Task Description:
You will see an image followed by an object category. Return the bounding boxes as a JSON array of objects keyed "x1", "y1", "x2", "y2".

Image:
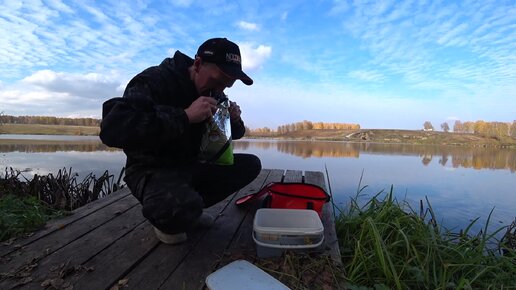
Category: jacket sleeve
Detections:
[
  {"x1": 99, "y1": 80, "x2": 189, "y2": 150},
  {"x1": 231, "y1": 117, "x2": 246, "y2": 140}
]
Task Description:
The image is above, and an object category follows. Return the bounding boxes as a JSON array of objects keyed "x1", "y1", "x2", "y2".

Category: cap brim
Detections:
[{"x1": 218, "y1": 65, "x2": 254, "y2": 86}]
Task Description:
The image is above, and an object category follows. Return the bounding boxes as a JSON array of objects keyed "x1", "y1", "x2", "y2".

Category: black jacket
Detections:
[{"x1": 99, "y1": 51, "x2": 245, "y2": 177}]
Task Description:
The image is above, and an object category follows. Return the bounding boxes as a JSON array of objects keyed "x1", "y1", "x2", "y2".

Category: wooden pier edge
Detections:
[{"x1": 0, "y1": 169, "x2": 342, "y2": 290}]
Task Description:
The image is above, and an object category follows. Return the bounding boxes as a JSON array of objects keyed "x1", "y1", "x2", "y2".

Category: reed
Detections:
[
  {"x1": 0, "y1": 167, "x2": 125, "y2": 242},
  {"x1": 335, "y1": 185, "x2": 516, "y2": 289}
]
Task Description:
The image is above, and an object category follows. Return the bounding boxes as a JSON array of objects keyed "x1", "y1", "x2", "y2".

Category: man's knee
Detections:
[
  {"x1": 138, "y1": 171, "x2": 204, "y2": 233},
  {"x1": 235, "y1": 153, "x2": 262, "y2": 177},
  {"x1": 141, "y1": 187, "x2": 204, "y2": 233}
]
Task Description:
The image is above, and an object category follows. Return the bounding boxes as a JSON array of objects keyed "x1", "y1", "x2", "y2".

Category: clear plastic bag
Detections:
[{"x1": 198, "y1": 94, "x2": 234, "y2": 165}]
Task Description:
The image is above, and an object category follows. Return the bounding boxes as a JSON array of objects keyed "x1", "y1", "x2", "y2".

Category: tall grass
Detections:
[
  {"x1": 0, "y1": 167, "x2": 125, "y2": 242},
  {"x1": 335, "y1": 185, "x2": 516, "y2": 289},
  {"x1": 0, "y1": 195, "x2": 64, "y2": 241}
]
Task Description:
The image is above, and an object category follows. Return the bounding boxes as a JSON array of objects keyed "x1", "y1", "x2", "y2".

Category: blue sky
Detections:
[{"x1": 1, "y1": 0, "x2": 515, "y2": 130}]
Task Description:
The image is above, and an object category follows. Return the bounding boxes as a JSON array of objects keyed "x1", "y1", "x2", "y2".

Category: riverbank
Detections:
[
  {"x1": 248, "y1": 129, "x2": 516, "y2": 148},
  {"x1": 0, "y1": 123, "x2": 100, "y2": 136},
  {"x1": 2, "y1": 124, "x2": 516, "y2": 148}
]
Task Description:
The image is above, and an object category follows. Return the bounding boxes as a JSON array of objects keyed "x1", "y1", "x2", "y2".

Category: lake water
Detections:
[{"x1": 1, "y1": 135, "x2": 515, "y2": 235}]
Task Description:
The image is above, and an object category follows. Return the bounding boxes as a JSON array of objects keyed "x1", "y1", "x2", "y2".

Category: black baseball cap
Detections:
[{"x1": 196, "y1": 38, "x2": 253, "y2": 85}]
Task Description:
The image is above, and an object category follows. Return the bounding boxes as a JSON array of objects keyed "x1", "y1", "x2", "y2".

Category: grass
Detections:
[
  {"x1": 334, "y1": 184, "x2": 516, "y2": 289},
  {"x1": 0, "y1": 194, "x2": 65, "y2": 242},
  {"x1": 0, "y1": 167, "x2": 125, "y2": 242}
]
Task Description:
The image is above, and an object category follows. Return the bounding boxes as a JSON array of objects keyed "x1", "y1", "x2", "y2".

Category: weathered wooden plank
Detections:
[
  {"x1": 0, "y1": 194, "x2": 139, "y2": 276},
  {"x1": 64, "y1": 221, "x2": 158, "y2": 290},
  {"x1": 120, "y1": 169, "x2": 272, "y2": 290},
  {"x1": 156, "y1": 169, "x2": 273, "y2": 290},
  {"x1": 0, "y1": 187, "x2": 131, "y2": 258},
  {"x1": 0, "y1": 204, "x2": 146, "y2": 289},
  {"x1": 216, "y1": 169, "x2": 286, "y2": 269},
  {"x1": 283, "y1": 169, "x2": 303, "y2": 183},
  {"x1": 304, "y1": 171, "x2": 341, "y2": 265}
]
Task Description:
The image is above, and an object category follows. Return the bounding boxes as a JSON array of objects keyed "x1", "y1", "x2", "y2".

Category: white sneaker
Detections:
[
  {"x1": 154, "y1": 227, "x2": 187, "y2": 245},
  {"x1": 153, "y1": 212, "x2": 214, "y2": 244},
  {"x1": 194, "y1": 212, "x2": 214, "y2": 228}
]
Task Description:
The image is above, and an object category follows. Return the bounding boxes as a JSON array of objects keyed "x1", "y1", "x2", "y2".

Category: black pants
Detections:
[{"x1": 125, "y1": 154, "x2": 261, "y2": 234}]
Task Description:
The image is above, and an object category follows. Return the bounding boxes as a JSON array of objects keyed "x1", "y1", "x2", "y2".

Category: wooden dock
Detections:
[{"x1": 0, "y1": 169, "x2": 340, "y2": 289}]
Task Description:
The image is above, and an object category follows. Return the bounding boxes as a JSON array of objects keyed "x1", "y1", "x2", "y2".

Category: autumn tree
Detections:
[
  {"x1": 453, "y1": 120, "x2": 463, "y2": 132},
  {"x1": 423, "y1": 121, "x2": 434, "y2": 131},
  {"x1": 511, "y1": 121, "x2": 516, "y2": 138},
  {"x1": 440, "y1": 122, "x2": 450, "y2": 132},
  {"x1": 302, "y1": 120, "x2": 313, "y2": 130},
  {"x1": 474, "y1": 120, "x2": 488, "y2": 135},
  {"x1": 463, "y1": 121, "x2": 475, "y2": 133}
]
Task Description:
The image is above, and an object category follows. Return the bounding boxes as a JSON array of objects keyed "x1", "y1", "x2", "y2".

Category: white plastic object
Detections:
[
  {"x1": 205, "y1": 260, "x2": 290, "y2": 290},
  {"x1": 253, "y1": 208, "x2": 324, "y2": 249}
]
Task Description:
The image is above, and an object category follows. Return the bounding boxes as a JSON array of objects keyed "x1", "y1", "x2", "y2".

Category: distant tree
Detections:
[
  {"x1": 440, "y1": 122, "x2": 450, "y2": 132},
  {"x1": 244, "y1": 126, "x2": 252, "y2": 136},
  {"x1": 423, "y1": 121, "x2": 434, "y2": 131},
  {"x1": 474, "y1": 120, "x2": 488, "y2": 135},
  {"x1": 463, "y1": 121, "x2": 475, "y2": 133},
  {"x1": 511, "y1": 121, "x2": 516, "y2": 138},
  {"x1": 488, "y1": 122, "x2": 509, "y2": 138},
  {"x1": 302, "y1": 120, "x2": 313, "y2": 130},
  {"x1": 453, "y1": 120, "x2": 463, "y2": 133}
]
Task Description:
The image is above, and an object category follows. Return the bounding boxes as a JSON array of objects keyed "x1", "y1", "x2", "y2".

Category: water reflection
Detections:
[
  {"x1": 1, "y1": 138, "x2": 514, "y2": 172},
  {"x1": 235, "y1": 140, "x2": 516, "y2": 172},
  {"x1": 0, "y1": 141, "x2": 116, "y2": 153}
]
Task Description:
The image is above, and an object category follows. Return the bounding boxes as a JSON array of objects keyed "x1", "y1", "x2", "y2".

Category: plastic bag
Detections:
[{"x1": 198, "y1": 94, "x2": 234, "y2": 165}]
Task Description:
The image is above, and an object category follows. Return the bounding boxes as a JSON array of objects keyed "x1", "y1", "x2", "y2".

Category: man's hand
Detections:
[
  {"x1": 229, "y1": 101, "x2": 242, "y2": 121},
  {"x1": 185, "y1": 96, "x2": 217, "y2": 123}
]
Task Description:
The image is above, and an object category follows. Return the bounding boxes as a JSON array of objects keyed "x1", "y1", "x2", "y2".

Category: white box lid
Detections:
[{"x1": 205, "y1": 260, "x2": 290, "y2": 290}]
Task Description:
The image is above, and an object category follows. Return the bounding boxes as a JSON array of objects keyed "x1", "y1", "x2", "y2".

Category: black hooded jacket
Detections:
[{"x1": 99, "y1": 51, "x2": 245, "y2": 177}]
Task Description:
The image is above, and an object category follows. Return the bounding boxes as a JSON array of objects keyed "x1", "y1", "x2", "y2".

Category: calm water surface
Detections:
[{"x1": 1, "y1": 135, "x2": 515, "y2": 235}]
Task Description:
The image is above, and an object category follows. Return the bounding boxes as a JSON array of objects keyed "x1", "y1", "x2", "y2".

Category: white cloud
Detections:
[
  {"x1": 329, "y1": 0, "x2": 350, "y2": 15},
  {"x1": 339, "y1": 0, "x2": 516, "y2": 98},
  {"x1": 169, "y1": 0, "x2": 194, "y2": 7},
  {"x1": 348, "y1": 70, "x2": 385, "y2": 82},
  {"x1": 22, "y1": 70, "x2": 123, "y2": 100},
  {"x1": 239, "y1": 43, "x2": 272, "y2": 71},
  {"x1": 0, "y1": 86, "x2": 103, "y2": 118},
  {"x1": 45, "y1": 0, "x2": 74, "y2": 14},
  {"x1": 0, "y1": 69, "x2": 131, "y2": 118},
  {"x1": 281, "y1": 12, "x2": 288, "y2": 21},
  {"x1": 237, "y1": 21, "x2": 259, "y2": 31},
  {"x1": 0, "y1": 1, "x2": 167, "y2": 81}
]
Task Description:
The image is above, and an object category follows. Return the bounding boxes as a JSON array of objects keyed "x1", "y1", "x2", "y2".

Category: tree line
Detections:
[
  {"x1": 0, "y1": 114, "x2": 101, "y2": 127},
  {"x1": 424, "y1": 120, "x2": 516, "y2": 138},
  {"x1": 248, "y1": 120, "x2": 361, "y2": 134}
]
